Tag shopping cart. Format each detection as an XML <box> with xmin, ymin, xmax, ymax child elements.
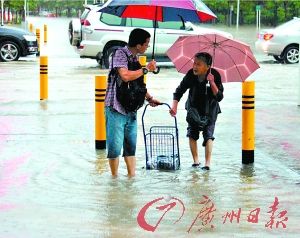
<box><xmin>141</xmin><ymin>103</ymin><xmax>180</xmax><ymax>170</ymax></box>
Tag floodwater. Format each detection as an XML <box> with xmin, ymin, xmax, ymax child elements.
<box><xmin>0</xmin><ymin>17</ymin><xmax>300</xmax><ymax>237</ymax></box>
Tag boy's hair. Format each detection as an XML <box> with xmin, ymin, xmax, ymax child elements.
<box><xmin>194</xmin><ymin>52</ymin><xmax>213</xmax><ymax>66</ymax></box>
<box><xmin>128</xmin><ymin>28</ymin><xmax>151</xmax><ymax>47</ymax></box>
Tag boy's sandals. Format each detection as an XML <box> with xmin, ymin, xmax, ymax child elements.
<box><xmin>201</xmin><ymin>166</ymin><xmax>210</xmax><ymax>171</ymax></box>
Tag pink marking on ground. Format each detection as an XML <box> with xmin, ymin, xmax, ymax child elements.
<box><xmin>0</xmin><ymin>98</ymin><xmax>13</xmax><ymax>103</ymax></box>
<box><xmin>0</xmin><ymin>154</ymin><xmax>30</xmax><ymax>197</ymax></box>
<box><xmin>280</xmin><ymin>142</ymin><xmax>300</xmax><ymax>160</ymax></box>
<box><xmin>0</xmin><ymin>203</ymin><xmax>18</xmax><ymax>211</ymax></box>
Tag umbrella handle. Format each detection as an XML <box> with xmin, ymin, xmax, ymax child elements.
<box><xmin>152</xmin><ymin>66</ymin><xmax>160</xmax><ymax>74</ymax></box>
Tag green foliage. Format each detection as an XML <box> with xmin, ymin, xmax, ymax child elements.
<box><xmin>3</xmin><ymin>0</ymin><xmax>84</xmax><ymax>17</ymax></box>
<box><xmin>203</xmin><ymin>0</ymin><xmax>299</xmax><ymax>26</ymax></box>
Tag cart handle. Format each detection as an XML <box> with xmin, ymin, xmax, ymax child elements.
<box><xmin>141</xmin><ymin>102</ymin><xmax>178</xmax><ymax>138</ymax></box>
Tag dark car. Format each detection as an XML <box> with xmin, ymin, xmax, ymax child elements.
<box><xmin>0</xmin><ymin>26</ymin><xmax>38</xmax><ymax>62</ymax></box>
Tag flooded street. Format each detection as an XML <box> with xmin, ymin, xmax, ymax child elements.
<box><xmin>1</xmin><ymin>17</ymin><xmax>300</xmax><ymax>237</ymax></box>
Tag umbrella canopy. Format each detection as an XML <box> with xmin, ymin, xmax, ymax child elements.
<box><xmin>99</xmin><ymin>0</ymin><xmax>217</xmax><ymax>59</ymax></box>
<box><xmin>100</xmin><ymin>0</ymin><xmax>216</xmax><ymax>22</ymax></box>
<box><xmin>166</xmin><ymin>33</ymin><xmax>260</xmax><ymax>83</ymax></box>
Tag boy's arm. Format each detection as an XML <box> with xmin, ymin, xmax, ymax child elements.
<box><xmin>173</xmin><ymin>72</ymin><xmax>191</xmax><ymax>101</ymax></box>
<box><xmin>170</xmin><ymin>72</ymin><xmax>191</xmax><ymax>116</ymax></box>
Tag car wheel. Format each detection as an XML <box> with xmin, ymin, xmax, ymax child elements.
<box><xmin>0</xmin><ymin>41</ymin><xmax>20</xmax><ymax>62</ymax></box>
<box><xmin>283</xmin><ymin>46</ymin><xmax>299</xmax><ymax>64</ymax></box>
<box><xmin>103</xmin><ymin>45</ymin><xmax>121</xmax><ymax>69</ymax></box>
<box><xmin>273</xmin><ymin>55</ymin><xmax>284</xmax><ymax>63</ymax></box>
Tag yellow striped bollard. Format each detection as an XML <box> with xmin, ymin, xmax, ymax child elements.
<box><xmin>44</xmin><ymin>24</ymin><xmax>47</xmax><ymax>44</ymax></box>
<box><xmin>29</xmin><ymin>23</ymin><xmax>33</xmax><ymax>33</ymax></box>
<box><xmin>36</xmin><ymin>28</ymin><xmax>40</xmax><ymax>56</ymax></box>
<box><xmin>139</xmin><ymin>55</ymin><xmax>147</xmax><ymax>84</ymax></box>
<box><xmin>95</xmin><ymin>75</ymin><xmax>107</xmax><ymax>149</ymax></box>
<box><xmin>40</xmin><ymin>56</ymin><xmax>48</xmax><ymax>100</ymax></box>
<box><xmin>242</xmin><ymin>81</ymin><xmax>255</xmax><ymax>164</ymax></box>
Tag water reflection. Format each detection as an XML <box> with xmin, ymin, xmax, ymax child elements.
<box><xmin>95</xmin><ymin>149</ymin><xmax>109</xmax><ymax>175</ymax></box>
<box><xmin>100</xmin><ymin>179</ymin><xmax>141</xmax><ymax>238</ymax></box>
<box><xmin>39</xmin><ymin>100</ymin><xmax>48</xmax><ymax>111</ymax></box>
<box><xmin>240</xmin><ymin>163</ymin><xmax>256</xmax><ymax>183</ymax></box>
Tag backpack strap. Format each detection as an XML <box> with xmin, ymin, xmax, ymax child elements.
<box><xmin>109</xmin><ymin>47</ymin><xmax>131</xmax><ymax>83</ymax></box>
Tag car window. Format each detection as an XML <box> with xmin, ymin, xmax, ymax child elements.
<box><xmin>100</xmin><ymin>13</ymin><xmax>124</xmax><ymax>26</ymax></box>
<box><xmin>157</xmin><ymin>21</ymin><xmax>185</xmax><ymax>30</ymax></box>
<box><xmin>126</xmin><ymin>18</ymin><xmax>153</xmax><ymax>28</ymax></box>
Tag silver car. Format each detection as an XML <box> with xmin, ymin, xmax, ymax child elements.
<box><xmin>255</xmin><ymin>17</ymin><xmax>300</xmax><ymax>64</ymax></box>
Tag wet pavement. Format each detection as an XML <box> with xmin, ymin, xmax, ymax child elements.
<box><xmin>0</xmin><ymin>17</ymin><xmax>300</xmax><ymax>237</ymax></box>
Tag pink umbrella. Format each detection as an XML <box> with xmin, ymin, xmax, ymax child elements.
<box><xmin>166</xmin><ymin>33</ymin><xmax>260</xmax><ymax>83</ymax></box>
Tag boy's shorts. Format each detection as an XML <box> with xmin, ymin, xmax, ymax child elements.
<box><xmin>187</xmin><ymin>123</ymin><xmax>215</xmax><ymax>147</ymax></box>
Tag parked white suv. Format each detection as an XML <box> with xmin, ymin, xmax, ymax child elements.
<box><xmin>69</xmin><ymin>4</ymin><xmax>232</xmax><ymax>68</ymax></box>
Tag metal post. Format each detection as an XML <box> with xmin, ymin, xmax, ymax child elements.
<box><xmin>236</xmin><ymin>0</ymin><xmax>240</xmax><ymax>30</ymax></box>
<box><xmin>40</xmin><ymin>56</ymin><xmax>48</xmax><ymax>100</ymax></box>
<box><xmin>256</xmin><ymin>9</ymin><xmax>258</xmax><ymax>31</ymax></box>
<box><xmin>24</xmin><ymin>0</ymin><xmax>26</xmax><ymax>29</ymax></box>
<box><xmin>229</xmin><ymin>5</ymin><xmax>233</xmax><ymax>27</ymax></box>
<box><xmin>1</xmin><ymin>0</ymin><xmax>4</xmax><ymax>26</ymax></box>
<box><xmin>258</xmin><ymin>9</ymin><xmax>261</xmax><ymax>31</ymax></box>
<box><xmin>298</xmin><ymin>38</ymin><xmax>300</xmax><ymax>106</ymax></box>
<box><xmin>256</xmin><ymin>5</ymin><xmax>261</xmax><ymax>32</ymax></box>
<box><xmin>95</xmin><ymin>75</ymin><xmax>107</xmax><ymax>150</ymax></box>
<box><xmin>242</xmin><ymin>81</ymin><xmax>255</xmax><ymax>164</ymax></box>
<box><xmin>139</xmin><ymin>55</ymin><xmax>147</xmax><ymax>84</ymax></box>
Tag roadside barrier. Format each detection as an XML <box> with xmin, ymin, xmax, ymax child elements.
<box><xmin>139</xmin><ymin>55</ymin><xmax>147</xmax><ymax>84</ymax></box>
<box><xmin>95</xmin><ymin>75</ymin><xmax>107</xmax><ymax>150</ymax></box>
<box><xmin>44</xmin><ymin>24</ymin><xmax>47</xmax><ymax>44</ymax></box>
<box><xmin>40</xmin><ymin>56</ymin><xmax>48</xmax><ymax>100</ymax></box>
<box><xmin>242</xmin><ymin>81</ymin><xmax>255</xmax><ymax>164</ymax></box>
<box><xmin>36</xmin><ymin>28</ymin><xmax>40</xmax><ymax>56</ymax></box>
<box><xmin>29</xmin><ymin>23</ymin><xmax>33</xmax><ymax>33</ymax></box>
